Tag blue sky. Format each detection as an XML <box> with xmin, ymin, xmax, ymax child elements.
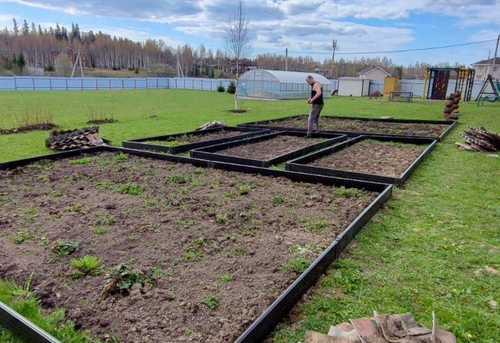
<box><xmin>0</xmin><ymin>0</ymin><xmax>499</xmax><ymax>65</ymax></box>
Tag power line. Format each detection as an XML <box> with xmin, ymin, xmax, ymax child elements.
<box><xmin>287</xmin><ymin>38</ymin><xmax>497</xmax><ymax>56</ymax></box>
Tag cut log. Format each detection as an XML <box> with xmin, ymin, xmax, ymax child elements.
<box><xmin>457</xmin><ymin>127</ymin><xmax>500</xmax><ymax>152</ymax></box>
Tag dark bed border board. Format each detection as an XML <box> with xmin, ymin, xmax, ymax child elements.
<box><xmin>238</xmin><ymin>114</ymin><xmax>458</xmax><ymax>141</ymax></box>
<box><xmin>0</xmin><ymin>146</ymin><xmax>392</xmax><ymax>343</ymax></box>
<box><xmin>122</xmin><ymin>126</ymin><xmax>270</xmax><ymax>154</ymax></box>
<box><xmin>190</xmin><ymin>131</ymin><xmax>347</xmax><ymax>167</ymax></box>
<box><xmin>286</xmin><ymin>135</ymin><xmax>437</xmax><ymax>185</ymax></box>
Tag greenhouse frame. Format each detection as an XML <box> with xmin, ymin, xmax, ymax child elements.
<box><xmin>237</xmin><ymin>69</ymin><xmax>332</xmax><ymax>100</ymax></box>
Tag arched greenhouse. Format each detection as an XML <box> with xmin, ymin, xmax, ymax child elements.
<box><xmin>238</xmin><ymin>69</ymin><xmax>331</xmax><ymax>100</ymax></box>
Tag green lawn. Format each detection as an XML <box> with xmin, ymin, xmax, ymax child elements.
<box><xmin>0</xmin><ymin>90</ymin><xmax>499</xmax><ymax>343</ymax></box>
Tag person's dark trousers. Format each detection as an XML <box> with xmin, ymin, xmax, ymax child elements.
<box><xmin>308</xmin><ymin>104</ymin><xmax>324</xmax><ymax>136</ymax></box>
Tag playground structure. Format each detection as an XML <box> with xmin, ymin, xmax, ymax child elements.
<box><xmin>423</xmin><ymin>67</ymin><xmax>475</xmax><ymax>101</ymax></box>
<box><xmin>476</xmin><ymin>74</ymin><xmax>500</xmax><ymax>104</ymax></box>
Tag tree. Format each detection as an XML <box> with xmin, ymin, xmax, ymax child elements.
<box><xmin>16</xmin><ymin>53</ymin><xmax>26</xmax><ymax>73</ymax></box>
<box><xmin>225</xmin><ymin>0</ymin><xmax>250</xmax><ymax>111</ymax></box>
<box><xmin>12</xmin><ymin>18</ymin><xmax>18</xmax><ymax>36</ymax></box>
<box><xmin>54</xmin><ymin>53</ymin><xmax>72</xmax><ymax>76</ymax></box>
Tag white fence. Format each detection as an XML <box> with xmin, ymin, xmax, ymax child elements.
<box><xmin>0</xmin><ymin>76</ymin><xmax>233</xmax><ymax>92</ymax></box>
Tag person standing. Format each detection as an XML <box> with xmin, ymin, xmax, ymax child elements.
<box><xmin>306</xmin><ymin>75</ymin><xmax>324</xmax><ymax>136</ymax></box>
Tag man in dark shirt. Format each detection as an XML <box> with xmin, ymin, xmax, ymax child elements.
<box><xmin>306</xmin><ymin>75</ymin><xmax>324</xmax><ymax>136</ymax></box>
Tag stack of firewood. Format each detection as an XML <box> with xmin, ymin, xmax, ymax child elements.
<box><xmin>456</xmin><ymin>127</ymin><xmax>500</xmax><ymax>152</ymax></box>
<box><xmin>443</xmin><ymin>92</ymin><xmax>461</xmax><ymax>120</ymax></box>
<box><xmin>46</xmin><ymin>127</ymin><xmax>105</xmax><ymax>151</ymax></box>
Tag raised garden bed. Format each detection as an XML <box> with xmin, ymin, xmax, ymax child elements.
<box><xmin>287</xmin><ymin>135</ymin><xmax>437</xmax><ymax>185</ymax></box>
<box><xmin>123</xmin><ymin>126</ymin><xmax>269</xmax><ymax>154</ymax></box>
<box><xmin>191</xmin><ymin>131</ymin><xmax>346</xmax><ymax>167</ymax></box>
<box><xmin>239</xmin><ymin>115</ymin><xmax>456</xmax><ymax>140</ymax></box>
<box><xmin>0</xmin><ymin>147</ymin><xmax>391</xmax><ymax>343</ymax></box>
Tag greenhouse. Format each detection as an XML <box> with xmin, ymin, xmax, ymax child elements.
<box><xmin>237</xmin><ymin>69</ymin><xmax>331</xmax><ymax>100</ymax></box>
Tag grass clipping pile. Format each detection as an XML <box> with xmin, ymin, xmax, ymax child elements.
<box><xmin>0</xmin><ymin>153</ymin><xmax>377</xmax><ymax>342</ymax></box>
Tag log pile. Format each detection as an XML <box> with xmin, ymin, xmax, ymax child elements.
<box><xmin>456</xmin><ymin>127</ymin><xmax>500</xmax><ymax>152</ymax></box>
<box><xmin>46</xmin><ymin>127</ymin><xmax>106</xmax><ymax>151</ymax></box>
<box><xmin>305</xmin><ymin>312</ymin><xmax>456</xmax><ymax>343</ymax></box>
<box><xmin>443</xmin><ymin>92</ymin><xmax>461</xmax><ymax>120</ymax></box>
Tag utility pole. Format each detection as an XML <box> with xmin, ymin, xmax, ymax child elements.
<box><xmin>285</xmin><ymin>48</ymin><xmax>288</xmax><ymax>71</ymax></box>
<box><xmin>331</xmin><ymin>39</ymin><xmax>337</xmax><ymax>78</ymax></box>
<box><xmin>493</xmin><ymin>34</ymin><xmax>499</xmax><ymax>70</ymax></box>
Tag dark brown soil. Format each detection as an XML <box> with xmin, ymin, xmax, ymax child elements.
<box><xmin>258</xmin><ymin>116</ymin><xmax>449</xmax><ymax>138</ymax></box>
<box><xmin>0</xmin><ymin>123</ymin><xmax>57</xmax><ymax>135</ymax></box>
<box><xmin>310</xmin><ymin>140</ymin><xmax>426</xmax><ymax>177</ymax></box>
<box><xmin>87</xmin><ymin>119</ymin><xmax>117</xmax><ymax>125</ymax></box>
<box><xmin>217</xmin><ymin>135</ymin><xmax>326</xmax><ymax>160</ymax></box>
<box><xmin>149</xmin><ymin>129</ymin><xmax>252</xmax><ymax>147</ymax></box>
<box><xmin>0</xmin><ymin>153</ymin><xmax>377</xmax><ymax>342</ymax></box>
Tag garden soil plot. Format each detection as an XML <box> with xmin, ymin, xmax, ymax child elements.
<box><xmin>249</xmin><ymin>116</ymin><xmax>450</xmax><ymax>138</ymax></box>
<box><xmin>309</xmin><ymin>140</ymin><xmax>426</xmax><ymax>178</ymax></box>
<box><xmin>0</xmin><ymin>153</ymin><xmax>378</xmax><ymax>342</ymax></box>
<box><xmin>149</xmin><ymin>129</ymin><xmax>250</xmax><ymax>146</ymax></box>
<box><xmin>216</xmin><ymin>135</ymin><xmax>326</xmax><ymax>160</ymax></box>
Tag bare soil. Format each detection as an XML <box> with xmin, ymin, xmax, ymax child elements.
<box><xmin>0</xmin><ymin>123</ymin><xmax>57</xmax><ymax>135</ymax></box>
<box><xmin>309</xmin><ymin>140</ymin><xmax>426</xmax><ymax>177</ymax></box>
<box><xmin>0</xmin><ymin>153</ymin><xmax>377</xmax><ymax>342</ymax></box>
<box><xmin>217</xmin><ymin>135</ymin><xmax>326</xmax><ymax>160</ymax></box>
<box><xmin>257</xmin><ymin>116</ymin><xmax>450</xmax><ymax>138</ymax></box>
<box><xmin>149</xmin><ymin>129</ymin><xmax>252</xmax><ymax>147</ymax></box>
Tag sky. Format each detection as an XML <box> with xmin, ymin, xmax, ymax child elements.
<box><xmin>0</xmin><ymin>0</ymin><xmax>499</xmax><ymax>66</ymax></box>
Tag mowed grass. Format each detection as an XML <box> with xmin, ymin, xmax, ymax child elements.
<box><xmin>0</xmin><ymin>90</ymin><xmax>463</xmax><ymax>163</ymax></box>
<box><xmin>0</xmin><ymin>90</ymin><xmax>499</xmax><ymax>342</ymax></box>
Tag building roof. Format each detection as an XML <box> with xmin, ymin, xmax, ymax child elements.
<box><xmin>472</xmin><ymin>57</ymin><xmax>500</xmax><ymax>65</ymax></box>
<box><xmin>358</xmin><ymin>65</ymin><xmax>391</xmax><ymax>77</ymax></box>
<box><xmin>240</xmin><ymin>69</ymin><xmax>330</xmax><ymax>84</ymax></box>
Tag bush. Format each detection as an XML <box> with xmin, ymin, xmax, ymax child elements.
<box><xmin>227</xmin><ymin>81</ymin><xmax>236</xmax><ymax>94</ymax></box>
<box><xmin>217</xmin><ymin>85</ymin><xmax>225</xmax><ymax>92</ymax></box>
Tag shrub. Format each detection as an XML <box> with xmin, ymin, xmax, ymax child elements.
<box><xmin>217</xmin><ymin>85</ymin><xmax>225</xmax><ymax>92</ymax></box>
<box><xmin>227</xmin><ymin>81</ymin><xmax>236</xmax><ymax>94</ymax></box>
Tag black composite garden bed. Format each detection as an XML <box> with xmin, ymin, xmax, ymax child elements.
<box><xmin>190</xmin><ymin>131</ymin><xmax>347</xmax><ymax>167</ymax></box>
<box><xmin>0</xmin><ymin>146</ymin><xmax>391</xmax><ymax>343</ymax></box>
<box><xmin>286</xmin><ymin>135</ymin><xmax>437</xmax><ymax>185</ymax></box>
<box><xmin>122</xmin><ymin>126</ymin><xmax>270</xmax><ymax>154</ymax></box>
<box><xmin>238</xmin><ymin>114</ymin><xmax>457</xmax><ymax>141</ymax></box>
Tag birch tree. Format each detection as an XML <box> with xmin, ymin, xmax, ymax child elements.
<box><xmin>225</xmin><ymin>0</ymin><xmax>250</xmax><ymax>111</ymax></box>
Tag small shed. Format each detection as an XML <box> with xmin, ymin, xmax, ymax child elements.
<box><xmin>338</xmin><ymin>77</ymin><xmax>370</xmax><ymax>97</ymax></box>
<box><xmin>238</xmin><ymin>69</ymin><xmax>331</xmax><ymax>99</ymax></box>
<box><xmin>358</xmin><ymin>66</ymin><xmax>391</xmax><ymax>82</ymax></box>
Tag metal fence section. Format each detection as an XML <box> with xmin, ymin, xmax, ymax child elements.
<box><xmin>0</xmin><ymin>76</ymin><xmax>233</xmax><ymax>92</ymax></box>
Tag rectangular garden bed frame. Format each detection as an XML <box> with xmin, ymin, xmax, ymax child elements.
<box><xmin>0</xmin><ymin>146</ymin><xmax>392</xmax><ymax>343</ymax></box>
<box><xmin>238</xmin><ymin>114</ymin><xmax>457</xmax><ymax>141</ymax></box>
<box><xmin>190</xmin><ymin>131</ymin><xmax>347</xmax><ymax>167</ymax></box>
<box><xmin>122</xmin><ymin>126</ymin><xmax>270</xmax><ymax>154</ymax></box>
<box><xmin>286</xmin><ymin>135</ymin><xmax>437</xmax><ymax>185</ymax></box>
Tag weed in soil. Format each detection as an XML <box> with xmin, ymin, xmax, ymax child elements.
<box><xmin>238</xmin><ymin>184</ymin><xmax>252</xmax><ymax>195</ymax></box>
<box><xmin>71</xmin><ymin>256</ymin><xmax>103</xmax><ymax>278</ymax></box>
<box><xmin>95</xmin><ymin>213</ymin><xmax>116</xmax><ymax>226</ymax></box>
<box><xmin>166</xmin><ymin>174</ymin><xmax>192</xmax><ymax>185</ymax></box>
<box><xmin>13</xmin><ymin>230</ymin><xmax>33</xmax><ymax>244</ymax></box>
<box><xmin>215</xmin><ymin>213</ymin><xmax>228</xmax><ymax>225</ymax></box>
<box><xmin>70</xmin><ymin>157</ymin><xmax>93</xmax><ymax>165</ymax></box>
<box><xmin>102</xmin><ymin>264</ymin><xmax>157</xmax><ymax>297</ymax></box>
<box><xmin>219</xmin><ymin>274</ymin><xmax>234</xmax><ymax>284</ymax></box>
<box><xmin>118</xmin><ymin>183</ymin><xmax>143</xmax><ymax>196</ymax></box>
<box><xmin>53</xmin><ymin>240</ymin><xmax>80</xmax><ymax>257</ymax></box>
<box><xmin>283</xmin><ymin>257</ymin><xmax>311</xmax><ymax>274</ymax></box>
<box><xmin>335</xmin><ymin>186</ymin><xmax>364</xmax><ymax>199</ymax></box>
<box><xmin>272</xmin><ymin>195</ymin><xmax>286</xmax><ymax>206</ymax></box>
<box><xmin>304</xmin><ymin>219</ymin><xmax>330</xmax><ymax>234</ymax></box>
<box><xmin>202</xmin><ymin>295</ymin><xmax>220</xmax><ymax>310</ymax></box>
<box><xmin>183</xmin><ymin>239</ymin><xmax>208</xmax><ymax>262</ymax></box>
<box><xmin>93</xmin><ymin>226</ymin><xmax>109</xmax><ymax>235</ymax></box>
